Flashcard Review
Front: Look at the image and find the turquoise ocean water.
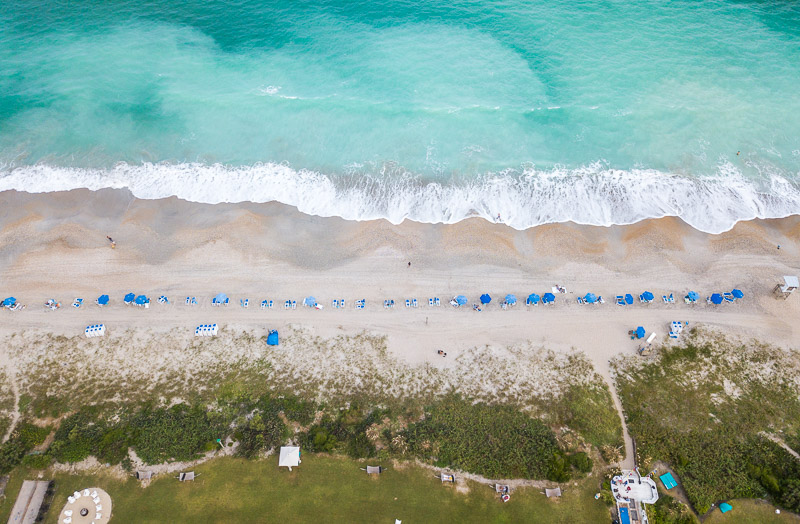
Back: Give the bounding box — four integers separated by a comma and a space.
1, 0, 800, 232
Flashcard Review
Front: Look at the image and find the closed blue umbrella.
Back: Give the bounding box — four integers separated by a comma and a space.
2, 297, 16, 307
304, 296, 317, 307
636, 326, 645, 339
710, 293, 723, 304
505, 294, 517, 305
687, 291, 699, 302
731, 289, 744, 299
480, 294, 492, 304
624, 294, 633, 305
584, 293, 597, 304
97, 294, 109, 305
124, 292, 135, 303
542, 292, 556, 304
455, 295, 468, 306
527, 293, 540, 305
642, 291, 654, 301
135, 294, 148, 305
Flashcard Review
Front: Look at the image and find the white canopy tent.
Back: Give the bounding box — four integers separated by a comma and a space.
279, 446, 301, 471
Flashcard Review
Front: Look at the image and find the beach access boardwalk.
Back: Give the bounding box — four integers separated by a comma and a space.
7, 480, 49, 524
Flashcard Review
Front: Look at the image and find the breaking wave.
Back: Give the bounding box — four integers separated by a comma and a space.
1, 160, 799, 234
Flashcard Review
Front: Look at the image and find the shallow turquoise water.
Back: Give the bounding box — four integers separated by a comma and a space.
1, 0, 800, 231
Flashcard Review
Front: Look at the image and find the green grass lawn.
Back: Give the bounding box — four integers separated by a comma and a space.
702, 499, 800, 523
0, 455, 612, 523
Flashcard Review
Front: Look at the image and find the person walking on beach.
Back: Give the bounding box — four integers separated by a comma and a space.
106, 235, 116, 249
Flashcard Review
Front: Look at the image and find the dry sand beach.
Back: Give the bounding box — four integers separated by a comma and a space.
2, 188, 800, 473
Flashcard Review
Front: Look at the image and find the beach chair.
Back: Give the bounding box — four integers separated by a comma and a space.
668, 293, 674, 303
435, 297, 441, 306
405, 299, 411, 308
158, 295, 168, 304
332, 299, 339, 308
428, 298, 434, 306
291, 300, 297, 309
268, 300, 273, 309
284, 300, 290, 309
662, 295, 669, 303
240, 298, 249, 308
598, 296, 605, 304
616, 295, 624, 306
261, 300, 268, 309
356, 301, 364, 310
723, 292, 734, 303
340, 299, 345, 308
576, 297, 584, 305
412, 298, 418, 308
72, 298, 83, 308
186, 297, 192, 305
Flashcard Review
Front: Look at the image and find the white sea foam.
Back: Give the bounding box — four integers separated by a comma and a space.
1, 161, 799, 234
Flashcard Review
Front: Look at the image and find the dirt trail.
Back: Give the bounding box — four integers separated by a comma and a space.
1, 360, 21, 443
761, 432, 800, 461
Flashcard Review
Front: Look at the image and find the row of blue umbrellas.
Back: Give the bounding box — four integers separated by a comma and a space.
708, 289, 744, 305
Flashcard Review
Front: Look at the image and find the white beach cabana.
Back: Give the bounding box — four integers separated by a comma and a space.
279, 446, 301, 471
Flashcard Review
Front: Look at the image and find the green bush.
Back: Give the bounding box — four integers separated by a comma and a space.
235, 412, 287, 458
568, 452, 593, 473
648, 493, 697, 524
129, 404, 222, 464
403, 395, 567, 480
51, 411, 102, 463
21, 453, 52, 469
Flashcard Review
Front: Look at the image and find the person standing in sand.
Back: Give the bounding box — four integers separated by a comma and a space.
106, 235, 116, 249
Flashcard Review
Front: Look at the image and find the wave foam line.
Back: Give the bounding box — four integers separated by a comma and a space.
1, 161, 799, 234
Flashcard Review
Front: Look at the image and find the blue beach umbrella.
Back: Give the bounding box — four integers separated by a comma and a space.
267, 330, 279, 346
480, 294, 492, 304
584, 293, 597, 304
636, 326, 646, 339
642, 291, 654, 301
710, 293, 723, 304
135, 294, 148, 305
686, 291, 699, 302
123, 292, 135, 303
455, 295, 468, 306
505, 294, 517, 305
2, 297, 16, 307
527, 293, 540, 305
624, 294, 633, 305
542, 293, 555, 304
304, 296, 317, 307
214, 293, 228, 303
731, 289, 743, 299
97, 294, 109, 305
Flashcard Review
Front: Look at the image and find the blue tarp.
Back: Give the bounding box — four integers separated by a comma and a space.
505, 294, 517, 305
213, 293, 228, 303
97, 295, 109, 305
480, 294, 491, 304
636, 326, 646, 339
123, 293, 135, 303
542, 293, 555, 304
267, 330, 279, 346
660, 472, 677, 490
710, 293, 723, 304
455, 295, 468, 306
625, 294, 633, 304
2, 297, 16, 307
304, 296, 317, 307
135, 295, 148, 305
584, 293, 597, 303
687, 291, 699, 301
719, 502, 732, 513
527, 293, 540, 305
642, 291, 654, 301
731, 288, 744, 299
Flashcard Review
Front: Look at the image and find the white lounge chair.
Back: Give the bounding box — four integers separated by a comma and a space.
91, 490, 98, 498
412, 299, 418, 307
340, 299, 345, 308
291, 300, 297, 309
64, 510, 73, 516
83, 489, 90, 496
